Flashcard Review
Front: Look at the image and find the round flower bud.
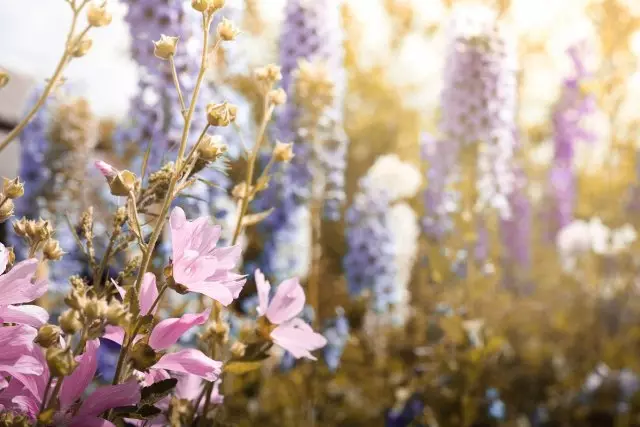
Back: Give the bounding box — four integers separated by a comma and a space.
130, 341, 159, 372
59, 309, 83, 334
217, 18, 240, 41
87, 2, 112, 27
43, 239, 65, 261
153, 35, 179, 60
84, 298, 108, 322
2, 178, 23, 199
108, 170, 138, 196
197, 135, 227, 162
0, 199, 14, 223
206, 101, 237, 127
46, 347, 78, 377
35, 324, 62, 348
267, 88, 287, 106
71, 36, 93, 58
273, 141, 295, 163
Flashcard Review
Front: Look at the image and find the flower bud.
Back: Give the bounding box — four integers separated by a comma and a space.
217, 18, 240, 41
267, 88, 287, 106
5, 247, 15, 268
35, 324, 62, 348
2, 177, 24, 199
46, 347, 78, 377
37, 408, 56, 426
273, 141, 295, 163
64, 288, 86, 311
35, 219, 53, 241
191, 0, 210, 12
84, 298, 108, 322
153, 35, 179, 60
71, 36, 93, 58
0, 199, 14, 223
87, 2, 112, 27
0, 70, 9, 88
106, 300, 128, 326
43, 239, 64, 261
95, 160, 118, 179
206, 101, 237, 127
197, 135, 227, 162
109, 170, 138, 197
255, 64, 282, 84
130, 341, 159, 372
12, 218, 28, 237
59, 309, 83, 334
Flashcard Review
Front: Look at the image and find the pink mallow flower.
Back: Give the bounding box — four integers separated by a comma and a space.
106, 272, 222, 382
0, 335, 140, 426
169, 206, 246, 306
255, 269, 327, 360
0, 243, 48, 327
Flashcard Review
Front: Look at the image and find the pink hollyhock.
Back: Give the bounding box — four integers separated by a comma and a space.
169, 207, 246, 305
255, 270, 327, 360
107, 273, 222, 382
0, 243, 48, 327
0, 337, 140, 426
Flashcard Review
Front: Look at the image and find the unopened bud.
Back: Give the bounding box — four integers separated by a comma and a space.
5, 247, 15, 268
25, 219, 38, 237
0, 199, 14, 223
87, 2, 112, 27
71, 36, 92, 58
84, 298, 108, 322
46, 347, 78, 377
109, 170, 138, 197
12, 218, 28, 237
198, 135, 227, 162
35, 219, 53, 241
267, 88, 287, 106
35, 324, 62, 348
153, 35, 179, 60
106, 300, 128, 326
273, 141, 294, 163
43, 239, 64, 261
59, 309, 83, 334
255, 64, 282, 84
206, 101, 237, 127
0, 70, 9, 88
64, 288, 86, 311
217, 18, 240, 41
3, 177, 24, 199
95, 160, 118, 179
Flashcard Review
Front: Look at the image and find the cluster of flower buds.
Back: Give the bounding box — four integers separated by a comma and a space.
95, 160, 139, 197
191, 0, 225, 15
13, 216, 64, 261
147, 162, 176, 202
60, 275, 130, 340
0, 177, 24, 223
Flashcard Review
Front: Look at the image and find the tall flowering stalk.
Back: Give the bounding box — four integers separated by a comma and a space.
548, 44, 596, 237
440, 5, 517, 218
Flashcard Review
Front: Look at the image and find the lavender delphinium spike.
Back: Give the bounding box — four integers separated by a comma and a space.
344, 177, 396, 313
440, 5, 517, 217
548, 44, 596, 237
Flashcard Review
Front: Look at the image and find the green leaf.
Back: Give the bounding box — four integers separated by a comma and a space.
141, 378, 178, 405
112, 404, 163, 420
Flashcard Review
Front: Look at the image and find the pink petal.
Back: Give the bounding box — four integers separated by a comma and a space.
169, 207, 189, 262
60, 339, 100, 410
77, 379, 140, 418
265, 277, 305, 325
95, 160, 118, 179
0, 259, 46, 305
70, 416, 116, 427
143, 369, 171, 387
0, 355, 44, 377
254, 269, 270, 316
102, 325, 125, 345
154, 349, 222, 382
111, 278, 125, 300
174, 373, 203, 401
183, 280, 234, 306
0, 243, 8, 274
173, 255, 218, 285
148, 309, 210, 350
0, 304, 49, 327
140, 272, 159, 315
213, 245, 242, 269
271, 319, 327, 361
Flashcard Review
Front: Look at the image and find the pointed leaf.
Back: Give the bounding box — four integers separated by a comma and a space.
140, 378, 178, 405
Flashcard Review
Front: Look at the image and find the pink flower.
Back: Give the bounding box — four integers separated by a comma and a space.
95, 160, 118, 179
169, 207, 246, 305
0, 243, 48, 327
255, 270, 327, 360
107, 272, 222, 382
0, 337, 140, 425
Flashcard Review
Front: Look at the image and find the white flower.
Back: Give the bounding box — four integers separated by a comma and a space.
365, 154, 422, 202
